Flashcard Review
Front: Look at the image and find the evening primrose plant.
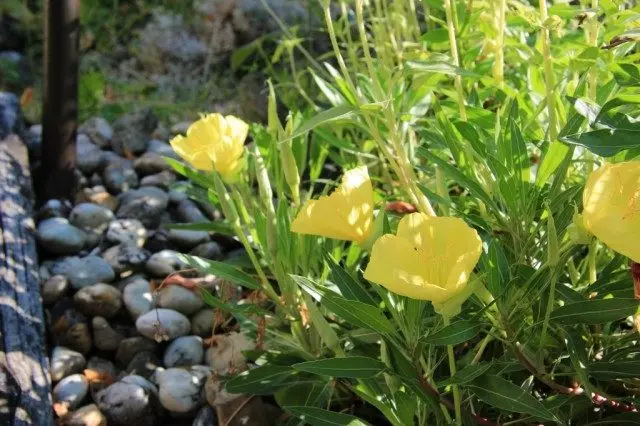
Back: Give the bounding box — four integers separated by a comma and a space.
166, 0, 640, 425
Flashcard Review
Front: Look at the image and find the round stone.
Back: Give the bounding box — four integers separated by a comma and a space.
126, 352, 162, 379
116, 187, 169, 228
60, 403, 106, 426
37, 218, 86, 255
115, 337, 158, 366
105, 219, 147, 247
80, 117, 113, 149
50, 346, 86, 382
50, 256, 115, 290
102, 244, 149, 276
69, 203, 114, 234
41, 275, 69, 305
73, 284, 122, 318
120, 375, 158, 397
163, 336, 204, 367
96, 381, 158, 426
145, 250, 189, 278
147, 138, 179, 160
133, 152, 172, 176
122, 277, 153, 319
136, 309, 191, 342
156, 367, 210, 413
103, 161, 139, 195
92, 317, 125, 351
86, 357, 119, 393
76, 134, 104, 175
168, 229, 210, 251
53, 374, 89, 410
139, 170, 175, 190
76, 186, 118, 212
36, 198, 73, 220
190, 309, 214, 337
190, 241, 224, 260
174, 200, 208, 223
156, 285, 204, 315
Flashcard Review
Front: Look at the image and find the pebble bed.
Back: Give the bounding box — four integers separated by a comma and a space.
32, 111, 257, 426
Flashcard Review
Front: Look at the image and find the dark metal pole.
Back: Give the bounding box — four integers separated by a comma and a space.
40, 0, 80, 201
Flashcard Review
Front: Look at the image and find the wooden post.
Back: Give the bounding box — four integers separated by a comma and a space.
0, 135, 53, 425
40, 0, 80, 201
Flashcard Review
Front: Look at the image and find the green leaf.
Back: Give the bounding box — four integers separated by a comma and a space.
612, 63, 640, 87
467, 375, 558, 421
163, 221, 234, 235
199, 288, 269, 316
420, 28, 449, 43
225, 365, 297, 395
180, 255, 261, 290
293, 357, 386, 379
406, 60, 478, 77
287, 104, 357, 140
482, 240, 510, 296
285, 406, 370, 426
325, 254, 377, 306
550, 298, 639, 325
292, 275, 396, 335
164, 157, 214, 189
588, 361, 640, 379
424, 320, 484, 346
561, 128, 640, 157
439, 362, 493, 386
417, 148, 500, 213
322, 291, 396, 335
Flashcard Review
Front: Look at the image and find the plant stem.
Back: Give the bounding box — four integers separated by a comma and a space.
494, 0, 506, 87
588, 238, 598, 284
539, 0, 558, 140
443, 316, 462, 426
587, 0, 599, 102
444, 0, 467, 121
539, 271, 557, 365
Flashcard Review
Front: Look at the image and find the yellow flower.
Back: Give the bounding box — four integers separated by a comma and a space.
583, 161, 640, 263
364, 213, 482, 316
291, 166, 373, 244
170, 113, 248, 182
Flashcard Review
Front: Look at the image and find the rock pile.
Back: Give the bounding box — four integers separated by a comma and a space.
34, 112, 269, 425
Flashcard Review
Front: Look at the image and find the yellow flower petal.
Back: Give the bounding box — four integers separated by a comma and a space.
363, 234, 451, 302
169, 113, 248, 180
583, 161, 640, 263
169, 134, 213, 171
364, 213, 482, 308
291, 166, 373, 243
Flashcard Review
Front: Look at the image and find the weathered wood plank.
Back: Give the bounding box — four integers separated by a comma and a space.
0, 135, 53, 426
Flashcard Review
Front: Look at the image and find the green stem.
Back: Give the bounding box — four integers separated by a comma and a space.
444, 0, 467, 121
588, 239, 598, 284
539, 271, 557, 365
443, 316, 462, 426
494, 0, 506, 87
539, 0, 558, 141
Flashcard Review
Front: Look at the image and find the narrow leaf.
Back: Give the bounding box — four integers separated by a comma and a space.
293, 357, 386, 379
424, 320, 484, 346
468, 375, 558, 421
225, 365, 297, 394
588, 361, 640, 379
180, 254, 261, 290
286, 406, 370, 426
550, 298, 639, 325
